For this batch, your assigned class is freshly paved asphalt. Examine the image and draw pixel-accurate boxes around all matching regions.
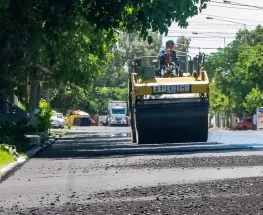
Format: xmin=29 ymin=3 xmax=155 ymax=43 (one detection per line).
xmin=1 ymin=126 xmax=263 ymax=214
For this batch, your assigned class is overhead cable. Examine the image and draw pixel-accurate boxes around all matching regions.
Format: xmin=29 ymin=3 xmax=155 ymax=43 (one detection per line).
xmin=210 ymin=0 xmax=263 ymax=9
xmin=207 ymin=3 xmax=262 ymax=10
xmin=199 ymin=13 xmax=263 ymax=22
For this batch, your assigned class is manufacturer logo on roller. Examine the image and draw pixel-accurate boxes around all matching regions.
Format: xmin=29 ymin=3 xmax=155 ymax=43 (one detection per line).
xmin=152 ymin=85 xmax=191 ymax=94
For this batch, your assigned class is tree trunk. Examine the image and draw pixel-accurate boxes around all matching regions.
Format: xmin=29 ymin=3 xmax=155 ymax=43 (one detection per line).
xmin=28 ymin=79 xmax=41 ymax=128
xmin=215 ymin=112 xmax=220 ymax=127
xmin=45 ymin=89 xmax=51 ymax=104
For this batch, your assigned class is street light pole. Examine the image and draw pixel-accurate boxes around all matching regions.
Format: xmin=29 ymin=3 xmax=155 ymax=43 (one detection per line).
xmin=206 ymin=16 xmax=247 ymax=44
xmin=244 ymin=24 xmax=247 ymax=44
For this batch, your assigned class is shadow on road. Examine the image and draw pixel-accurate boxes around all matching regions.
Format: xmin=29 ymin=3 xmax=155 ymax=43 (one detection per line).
xmin=34 ymin=131 xmax=263 ymax=159
xmin=58 ymin=135 xmax=129 ymax=141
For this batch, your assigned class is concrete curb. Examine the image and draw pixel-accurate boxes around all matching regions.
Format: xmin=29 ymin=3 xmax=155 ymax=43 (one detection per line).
xmin=0 ymin=134 xmax=64 ymax=181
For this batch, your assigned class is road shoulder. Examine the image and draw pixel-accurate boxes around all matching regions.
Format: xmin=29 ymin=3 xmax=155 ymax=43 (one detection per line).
xmin=0 ymin=133 xmax=63 ymax=181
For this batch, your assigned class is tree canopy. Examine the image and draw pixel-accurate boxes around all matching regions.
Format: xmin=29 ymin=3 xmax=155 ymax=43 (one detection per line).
xmin=0 ymin=0 xmax=211 ymax=126
xmin=205 ymin=25 xmax=263 ymax=117
xmin=87 ymin=0 xmax=209 ymax=39
xmin=50 ymin=31 xmax=163 ymax=115
xmin=1 ymin=0 xmax=209 ymax=99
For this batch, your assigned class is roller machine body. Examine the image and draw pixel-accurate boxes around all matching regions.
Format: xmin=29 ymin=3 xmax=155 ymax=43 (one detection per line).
xmin=128 ymin=53 xmax=209 ymax=144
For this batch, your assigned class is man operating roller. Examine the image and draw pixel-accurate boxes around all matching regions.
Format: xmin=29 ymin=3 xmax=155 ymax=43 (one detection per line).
xmin=158 ymin=40 xmax=180 ymax=76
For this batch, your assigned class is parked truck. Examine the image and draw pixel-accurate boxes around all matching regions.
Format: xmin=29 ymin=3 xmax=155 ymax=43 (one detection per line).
xmin=107 ymin=101 xmax=129 ymax=126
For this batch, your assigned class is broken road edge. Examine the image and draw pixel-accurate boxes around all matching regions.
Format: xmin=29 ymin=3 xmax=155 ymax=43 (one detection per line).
xmin=0 ymin=133 xmax=66 ymax=181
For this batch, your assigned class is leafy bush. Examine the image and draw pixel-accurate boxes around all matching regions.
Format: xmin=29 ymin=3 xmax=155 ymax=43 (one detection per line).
xmin=0 ymin=150 xmax=14 ymax=168
xmin=243 ymin=88 xmax=263 ymax=114
xmin=38 ymin=99 xmax=53 ymax=133
xmin=0 ymin=122 xmax=31 ymax=153
xmin=0 ymin=144 xmax=19 ymax=158
xmin=18 ymin=103 xmax=26 ymax=111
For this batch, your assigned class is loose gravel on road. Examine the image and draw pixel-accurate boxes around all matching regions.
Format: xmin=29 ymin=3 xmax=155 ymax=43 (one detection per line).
xmin=91 ymin=155 xmax=263 ymax=170
xmin=2 ymin=177 xmax=263 ymax=214
xmin=2 ymin=127 xmax=263 ymax=215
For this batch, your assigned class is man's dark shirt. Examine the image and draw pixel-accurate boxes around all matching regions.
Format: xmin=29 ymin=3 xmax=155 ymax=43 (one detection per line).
xmin=158 ymin=46 xmax=179 ymax=66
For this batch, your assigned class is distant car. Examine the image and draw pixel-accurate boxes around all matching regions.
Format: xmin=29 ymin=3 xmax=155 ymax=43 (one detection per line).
xmin=236 ymin=117 xmax=253 ymax=130
xmin=51 ymin=112 xmax=65 ymax=128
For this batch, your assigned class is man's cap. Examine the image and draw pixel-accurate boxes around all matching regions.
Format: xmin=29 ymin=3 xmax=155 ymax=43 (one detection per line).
xmin=166 ymin=40 xmax=174 ymax=44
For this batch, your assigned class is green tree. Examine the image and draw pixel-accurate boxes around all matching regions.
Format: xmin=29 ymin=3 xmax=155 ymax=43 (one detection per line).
xmin=0 ymin=0 xmax=117 ymax=127
xmin=175 ymin=36 xmax=191 ymax=55
xmin=116 ymin=31 xmax=163 ymax=70
xmin=1 ymin=0 xmax=209 ymax=100
xmin=86 ymin=87 xmax=128 ymax=115
xmin=90 ymin=31 xmax=162 ymax=113
xmin=49 ymin=84 xmax=88 ymax=114
xmin=38 ymin=99 xmax=53 ymax=133
xmin=87 ymin=0 xmax=209 ymax=40
xmin=0 ymin=0 xmax=210 ymax=127
xmin=209 ymin=83 xmax=231 ymax=117
xmin=243 ymin=88 xmax=263 ymax=114
xmin=205 ymin=26 xmax=263 ymax=117
xmin=174 ymin=36 xmax=191 ymax=72
xmin=49 ymin=31 xmax=162 ymax=114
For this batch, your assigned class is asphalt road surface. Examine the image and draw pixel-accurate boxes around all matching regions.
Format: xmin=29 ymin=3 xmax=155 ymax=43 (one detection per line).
xmin=2 ymin=126 xmax=263 ymax=214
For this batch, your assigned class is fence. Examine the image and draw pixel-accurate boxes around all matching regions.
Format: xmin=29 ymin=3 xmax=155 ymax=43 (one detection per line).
xmin=209 ymin=112 xmax=238 ymax=130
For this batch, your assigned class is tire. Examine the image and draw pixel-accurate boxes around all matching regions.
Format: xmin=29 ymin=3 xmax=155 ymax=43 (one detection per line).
xmin=134 ymin=99 xmax=209 ymax=144
xmin=131 ymin=108 xmax=137 ymax=143
xmin=193 ymin=126 xmax=208 ymax=142
xmin=192 ymin=114 xmax=209 ymax=142
xmin=132 ymin=110 xmax=137 ymax=143
xmin=134 ymin=111 xmax=149 ymax=145
xmin=129 ymin=75 xmax=137 ymax=143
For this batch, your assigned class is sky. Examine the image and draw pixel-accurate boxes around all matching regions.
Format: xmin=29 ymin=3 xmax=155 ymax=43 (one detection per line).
xmin=163 ymin=0 xmax=263 ymax=57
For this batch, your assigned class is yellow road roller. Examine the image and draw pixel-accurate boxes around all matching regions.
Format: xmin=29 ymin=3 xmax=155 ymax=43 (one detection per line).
xmin=128 ymin=52 xmax=209 ymax=144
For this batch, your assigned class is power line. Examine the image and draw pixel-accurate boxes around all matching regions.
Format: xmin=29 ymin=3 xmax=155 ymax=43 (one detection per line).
xmin=168 ymin=30 xmax=237 ymax=35
xmin=188 ymin=47 xmax=224 ymax=49
xmin=210 ymin=0 xmax=263 ymax=9
xmin=199 ymin=14 xmax=263 ymax=23
xmin=207 ymin=3 xmax=262 ymax=10
xmin=168 ymin=42 xmax=226 ymax=49
xmin=187 ymin=21 xmax=258 ymax=26
xmin=189 ymin=21 xmax=237 ymax=25
xmin=168 ymin=31 xmax=235 ymax=35
xmin=224 ymin=1 xmax=263 ymax=9
xmin=167 ymin=36 xmax=236 ymax=40
xmin=165 ymin=35 xmax=236 ymax=38
xmin=179 ymin=19 xmax=261 ymax=27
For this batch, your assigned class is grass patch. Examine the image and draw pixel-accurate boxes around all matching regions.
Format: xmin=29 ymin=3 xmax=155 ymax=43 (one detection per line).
xmin=0 ymin=150 xmax=15 ymax=168
xmin=0 ymin=144 xmax=20 ymax=169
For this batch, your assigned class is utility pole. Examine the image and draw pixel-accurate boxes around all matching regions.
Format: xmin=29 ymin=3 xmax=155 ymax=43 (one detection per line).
xmin=244 ymin=24 xmax=247 ymax=44
xmin=206 ymin=17 xmax=247 ymax=44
